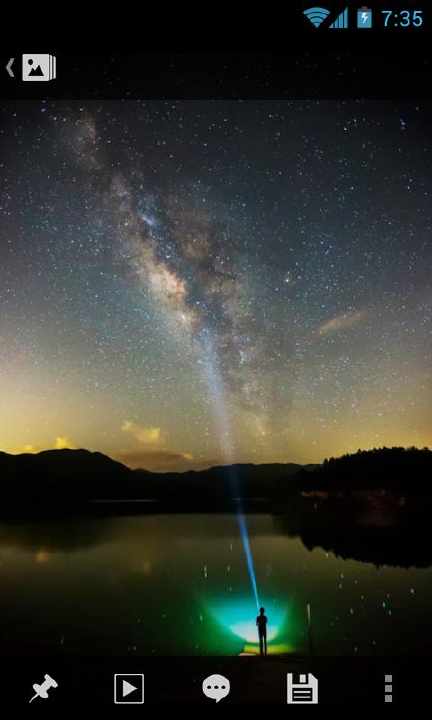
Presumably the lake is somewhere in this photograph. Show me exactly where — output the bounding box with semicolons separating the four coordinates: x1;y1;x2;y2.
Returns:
0;513;430;656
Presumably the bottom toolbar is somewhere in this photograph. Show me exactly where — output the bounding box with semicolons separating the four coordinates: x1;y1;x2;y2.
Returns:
0;657;423;705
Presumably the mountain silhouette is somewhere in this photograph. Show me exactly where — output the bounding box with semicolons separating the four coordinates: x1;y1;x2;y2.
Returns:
0;447;431;568
0;446;430;512
0;449;130;506
0;450;307;508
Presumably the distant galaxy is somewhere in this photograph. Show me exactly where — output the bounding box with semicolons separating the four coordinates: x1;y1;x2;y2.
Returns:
0;100;431;469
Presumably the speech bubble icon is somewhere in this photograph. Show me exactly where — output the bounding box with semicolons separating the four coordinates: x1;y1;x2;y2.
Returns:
202;674;230;703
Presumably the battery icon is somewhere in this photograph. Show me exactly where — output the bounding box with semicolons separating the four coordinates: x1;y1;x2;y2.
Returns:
357;7;373;28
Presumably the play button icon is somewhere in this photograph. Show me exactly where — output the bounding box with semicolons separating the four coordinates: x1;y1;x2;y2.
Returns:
122;680;137;697
114;674;144;704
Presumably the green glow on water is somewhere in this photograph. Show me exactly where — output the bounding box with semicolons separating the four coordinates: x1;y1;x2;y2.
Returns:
206;596;300;655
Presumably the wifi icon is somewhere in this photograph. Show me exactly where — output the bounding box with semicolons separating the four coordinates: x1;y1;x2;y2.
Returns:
303;6;330;27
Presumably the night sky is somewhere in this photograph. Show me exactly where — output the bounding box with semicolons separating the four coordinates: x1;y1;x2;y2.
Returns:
0;100;431;470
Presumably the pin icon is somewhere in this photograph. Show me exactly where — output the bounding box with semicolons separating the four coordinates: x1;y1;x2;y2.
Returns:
29;674;58;703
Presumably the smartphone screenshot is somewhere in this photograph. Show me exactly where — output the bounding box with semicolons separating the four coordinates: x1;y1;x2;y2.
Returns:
1;5;431;705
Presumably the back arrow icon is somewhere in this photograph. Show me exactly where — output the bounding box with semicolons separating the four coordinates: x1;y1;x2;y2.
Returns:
6;58;14;78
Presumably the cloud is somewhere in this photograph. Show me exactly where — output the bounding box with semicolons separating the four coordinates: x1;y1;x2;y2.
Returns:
10;436;77;454
122;420;161;445
119;421;198;470
115;449;203;472
319;310;367;336
19;444;39;454
54;436;76;450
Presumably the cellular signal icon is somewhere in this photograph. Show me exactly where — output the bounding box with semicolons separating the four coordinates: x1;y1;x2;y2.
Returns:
330;7;349;29
303;7;330;28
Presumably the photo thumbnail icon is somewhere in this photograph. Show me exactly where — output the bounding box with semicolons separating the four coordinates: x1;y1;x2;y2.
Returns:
22;54;56;82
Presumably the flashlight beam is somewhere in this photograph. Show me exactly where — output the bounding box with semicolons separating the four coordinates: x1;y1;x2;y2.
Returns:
236;504;260;610
200;333;260;610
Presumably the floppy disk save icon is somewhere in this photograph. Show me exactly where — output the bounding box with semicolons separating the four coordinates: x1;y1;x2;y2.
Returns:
287;673;318;704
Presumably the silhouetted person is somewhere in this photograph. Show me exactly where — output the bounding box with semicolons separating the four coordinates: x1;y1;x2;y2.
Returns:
256;607;268;656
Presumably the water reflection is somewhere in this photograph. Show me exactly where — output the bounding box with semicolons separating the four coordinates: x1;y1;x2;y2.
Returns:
0;517;115;553
0;513;430;656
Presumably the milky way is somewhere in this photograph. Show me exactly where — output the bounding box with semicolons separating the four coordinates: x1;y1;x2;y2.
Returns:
0;100;431;469
69;111;293;456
